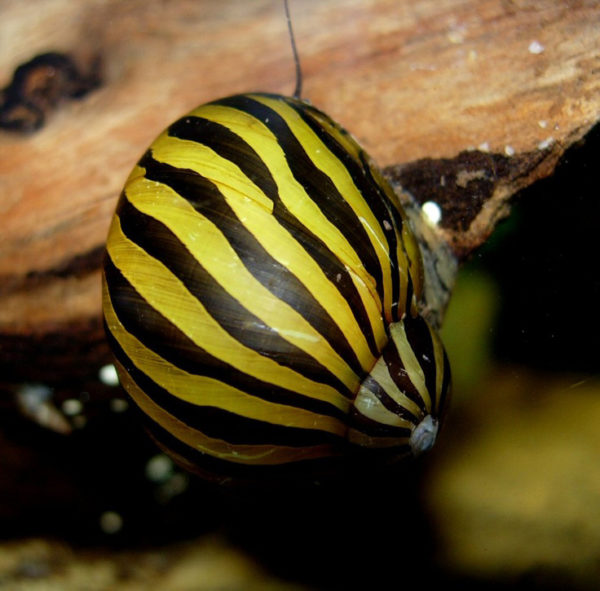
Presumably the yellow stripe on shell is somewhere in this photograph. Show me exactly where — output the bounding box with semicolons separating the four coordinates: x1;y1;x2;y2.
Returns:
353;383;414;429
106;213;354;412
250;94;396;323
147;133;378;375
366;157;425;304
102;276;348;436
402;222;424;305
290;100;365;166
389;320;431;411
191;101;388;351
113;359;342;465
394;238;412;316
368;354;424;418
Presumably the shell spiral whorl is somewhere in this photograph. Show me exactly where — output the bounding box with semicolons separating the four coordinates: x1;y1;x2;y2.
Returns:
102;93;451;482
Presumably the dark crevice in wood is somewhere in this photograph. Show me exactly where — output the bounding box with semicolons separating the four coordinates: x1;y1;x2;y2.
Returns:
385;148;550;233
0;245;105;296
0;52;102;133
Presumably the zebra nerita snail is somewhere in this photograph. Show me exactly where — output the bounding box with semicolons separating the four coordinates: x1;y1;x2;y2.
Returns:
102;12;451;484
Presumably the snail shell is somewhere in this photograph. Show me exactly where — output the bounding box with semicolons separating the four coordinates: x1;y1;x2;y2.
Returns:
102;93;451;481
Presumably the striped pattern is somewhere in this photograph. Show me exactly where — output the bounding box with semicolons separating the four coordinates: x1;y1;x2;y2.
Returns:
349;313;450;452
102;93;450;481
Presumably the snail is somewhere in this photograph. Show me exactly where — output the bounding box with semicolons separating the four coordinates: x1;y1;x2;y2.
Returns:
102;2;451;483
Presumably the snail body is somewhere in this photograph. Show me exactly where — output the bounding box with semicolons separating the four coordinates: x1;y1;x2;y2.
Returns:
102;93;451;481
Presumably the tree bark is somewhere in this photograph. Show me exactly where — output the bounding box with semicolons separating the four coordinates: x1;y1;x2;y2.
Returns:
1;0;599;382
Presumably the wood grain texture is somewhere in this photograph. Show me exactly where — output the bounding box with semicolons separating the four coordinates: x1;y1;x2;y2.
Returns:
1;0;599;381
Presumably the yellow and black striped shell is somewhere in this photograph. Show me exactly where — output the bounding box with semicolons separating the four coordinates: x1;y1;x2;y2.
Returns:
102;93;451;482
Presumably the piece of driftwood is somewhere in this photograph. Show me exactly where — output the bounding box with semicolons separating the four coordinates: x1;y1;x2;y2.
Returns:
1;0;599;383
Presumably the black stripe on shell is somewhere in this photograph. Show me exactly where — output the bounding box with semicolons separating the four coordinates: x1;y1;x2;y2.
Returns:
166;114;380;359
138;408;346;483
283;95;406;320
348;406;413;439
381;329;428;413
116;197;354;399
359;373;421;424
104;256;350;425
104;319;346;450
403;314;438;412
210;94;386;318
137;151;366;380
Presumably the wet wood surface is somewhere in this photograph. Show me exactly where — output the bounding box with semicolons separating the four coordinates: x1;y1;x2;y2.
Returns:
1;0;599;381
